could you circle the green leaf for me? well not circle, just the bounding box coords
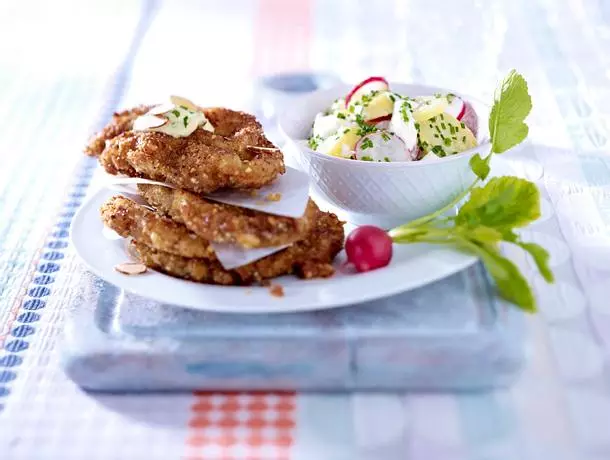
[489,70,532,154]
[460,240,536,312]
[481,247,536,312]
[466,226,503,244]
[499,230,554,282]
[469,153,491,181]
[456,176,540,230]
[515,241,554,283]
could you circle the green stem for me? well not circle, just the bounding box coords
[395,231,495,271]
[452,237,491,261]
[393,232,454,245]
[389,178,480,235]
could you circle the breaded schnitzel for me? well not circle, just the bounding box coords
[88,106,285,194]
[130,209,345,285]
[138,184,317,249]
[100,195,215,259]
[85,105,152,157]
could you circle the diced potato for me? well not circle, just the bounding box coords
[317,127,361,157]
[360,92,395,121]
[412,96,449,122]
[418,112,477,156]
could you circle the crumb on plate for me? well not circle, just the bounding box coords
[269,284,284,297]
[265,192,282,202]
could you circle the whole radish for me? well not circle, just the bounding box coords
[345,226,393,272]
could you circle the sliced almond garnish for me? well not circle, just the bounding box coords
[148,103,176,115]
[170,95,198,111]
[133,115,168,130]
[114,262,148,275]
[201,120,215,133]
[246,145,281,152]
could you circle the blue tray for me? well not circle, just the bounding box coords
[62,263,523,391]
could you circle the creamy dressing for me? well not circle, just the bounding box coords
[388,98,417,152]
[134,101,214,138]
[312,112,354,139]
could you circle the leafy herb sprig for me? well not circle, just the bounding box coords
[390,70,553,312]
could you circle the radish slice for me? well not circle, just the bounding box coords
[459,101,478,137]
[346,76,389,106]
[445,96,477,137]
[355,131,415,162]
[369,114,392,124]
[370,114,391,131]
[372,119,390,130]
[445,95,465,120]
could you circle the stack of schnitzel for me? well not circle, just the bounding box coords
[85,98,344,286]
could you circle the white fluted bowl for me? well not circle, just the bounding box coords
[278,83,491,228]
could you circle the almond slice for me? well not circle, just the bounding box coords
[170,95,198,111]
[246,145,281,152]
[148,103,176,115]
[133,115,168,130]
[114,262,148,275]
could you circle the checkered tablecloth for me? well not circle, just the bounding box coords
[2,0,610,458]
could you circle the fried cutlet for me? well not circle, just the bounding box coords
[92,107,285,194]
[85,105,152,157]
[101,195,215,259]
[138,184,317,249]
[130,209,345,285]
[85,105,254,157]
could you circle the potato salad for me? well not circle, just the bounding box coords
[308,77,479,162]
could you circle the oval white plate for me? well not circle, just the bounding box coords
[71,188,477,314]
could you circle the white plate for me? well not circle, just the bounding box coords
[71,188,477,314]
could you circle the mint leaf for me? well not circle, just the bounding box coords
[469,153,491,181]
[456,176,540,230]
[489,70,532,154]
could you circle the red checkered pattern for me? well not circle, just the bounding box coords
[185,392,297,460]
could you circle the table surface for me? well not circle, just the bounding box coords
[1,0,610,458]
